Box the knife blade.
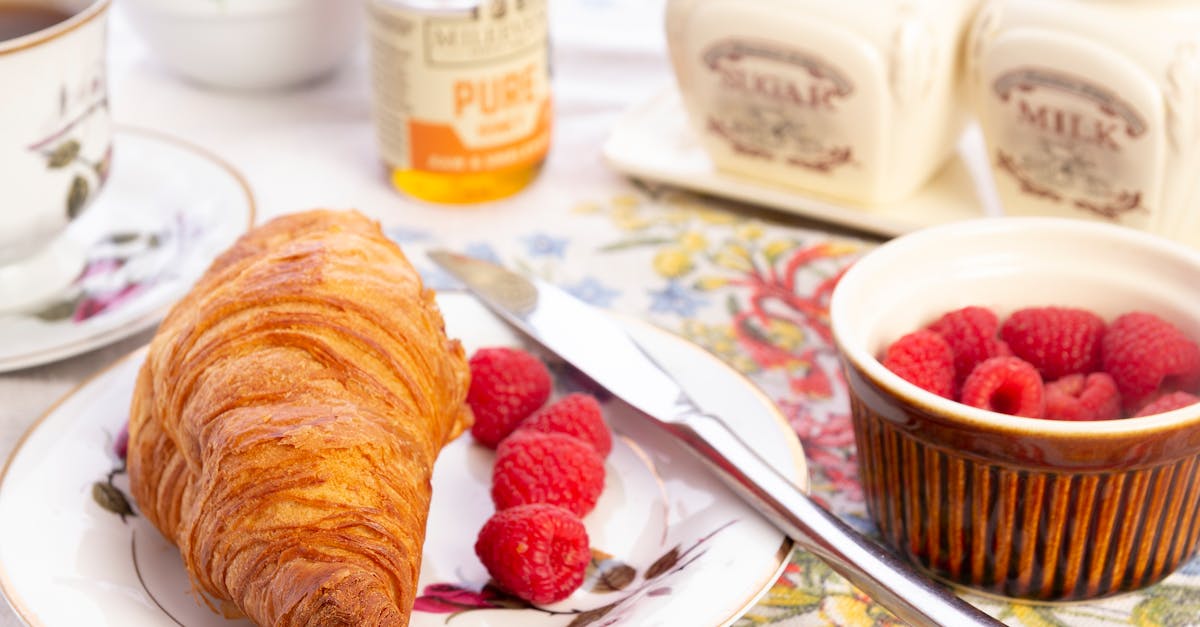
[428,250,1001,627]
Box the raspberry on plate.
[468,347,553,448]
[1102,312,1200,413]
[1134,391,1200,417]
[492,431,605,517]
[999,306,1106,381]
[1043,373,1122,421]
[474,504,590,605]
[881,329,955,398]
[927,306,1009,384]
[517,393,612,458]
[960,356,1045,418]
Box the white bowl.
[120,0,363,90]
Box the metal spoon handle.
[664,412,1003,627]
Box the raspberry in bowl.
[830,217,1200,602]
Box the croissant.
[127,209,472,625]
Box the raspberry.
[1043,373,1122,421]
[1000,307,1106,381]
[492,431,605,517]
[1134,391,1200,417]
[468,347,553,448]
[517,393,612,458]
[1102,312,1200,413]
[927,306,1009,384]
[474,504,590,605]
[881,330,955,398]
[960,356,1044,418]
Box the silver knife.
[428,250,1001,627]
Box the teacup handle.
[661,410,1004,627]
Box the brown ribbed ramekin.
[830,217,1200,601]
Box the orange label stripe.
[408,99,552,174]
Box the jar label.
[986,66,1154,220]
[698,39,856,174]
[368,0,551,174]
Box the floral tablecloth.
[384,183,1200,627]
[3,0,1200,625]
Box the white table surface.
[10,4,1200,627]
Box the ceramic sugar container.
[969,0,1200,246]
[665,0,981,205]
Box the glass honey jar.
[367,0,552,204]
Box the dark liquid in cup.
[0,4,72,42]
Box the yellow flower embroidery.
[617,216,653,231]
[681,319,707,337]
[730,355,758,373]
[821,594,877,626]
[711,336,736,356]
[735,223,765,241]
[762,239,794,263]
[572,201,602,214]
[680,230,708,252]
[611,193,640,209]
[1008,605,1060,627]
[653,248,694,279]
[714,243,754,272]
[822,240,865,257]
[612,205,652,231]
[693,276,731,291]
[767,319,805,351]
[681,321,738,358]
[757,586,822,609]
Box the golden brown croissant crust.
[128,209,472,626]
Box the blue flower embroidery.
[521,233,568,258]
[565,277,620,307]
[419,265,461,292]
[422,243,500,290]
[463,242,503,264]
[647,281,707,317]
[385,225,431,244]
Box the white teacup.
[0,0,112,313]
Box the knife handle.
[663,411,1003,627]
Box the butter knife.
[428,250,1001,627]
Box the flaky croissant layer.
[128,210,472,626]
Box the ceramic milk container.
[665,0,981,205]
[969,0,1200,244]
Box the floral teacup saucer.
[0,127,255,372]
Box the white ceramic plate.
[0,127,255,372]
[603,86,1003,238]
[0,294,806,627]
